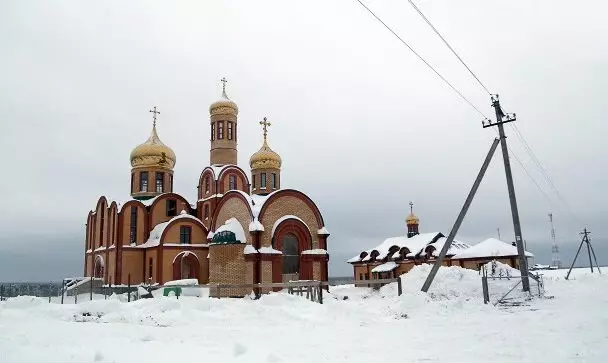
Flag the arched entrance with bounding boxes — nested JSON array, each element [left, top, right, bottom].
[[94, 256, 104, 278], [281, 233, 300, 281], [273, 218, 312, 282], [172, 252, 201, 281]]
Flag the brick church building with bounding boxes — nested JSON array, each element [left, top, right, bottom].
[[83, 80, 329, 296]]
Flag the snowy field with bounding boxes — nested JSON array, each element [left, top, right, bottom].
[[1, 266, 606, 363]]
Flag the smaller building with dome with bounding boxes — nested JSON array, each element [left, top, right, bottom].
[[83, 81, 329, 296], [348, 202, 534, 283]]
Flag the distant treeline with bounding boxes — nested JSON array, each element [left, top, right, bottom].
[[0, 282, 62, 298]]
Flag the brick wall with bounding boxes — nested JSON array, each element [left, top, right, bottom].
[[259, 195, 321, 249], [208, 244, 248, 297], [214, 197, 252, 244]]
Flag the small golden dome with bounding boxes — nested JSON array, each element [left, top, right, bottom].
[[406, 212, 419, 225], [130, 125, 176, 169], [250, 139, 282, 170], [209, 80, 238, 116]]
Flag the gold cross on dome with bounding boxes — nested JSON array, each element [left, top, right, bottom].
[[149, 106, 160, 127], [220, 77, 228, 96], [260, 117, 271, 140], [409, 201, 414, 213]]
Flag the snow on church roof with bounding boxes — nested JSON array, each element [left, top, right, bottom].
[[350, 232, 443, 263], [136, 211, 200, 248], [426, 237, 471, 257], [451, 238, 534, 260], [213, 217, 247, 244]]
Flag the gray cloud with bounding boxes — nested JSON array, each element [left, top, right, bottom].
[[1, 0, 606, 281]]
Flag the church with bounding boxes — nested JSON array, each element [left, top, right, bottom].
[[348, 203, 533, 282], [83, 80, 330, 296]]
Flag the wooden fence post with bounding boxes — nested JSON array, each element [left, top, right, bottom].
[[89, 277, 93, 301], [318, 282, 323, 304], [61, 281, 65, 305], [397, 277, 403, 297], [0, 285, 3, 301], [127, 274, 131, 303], [48, 283, 52, 303]]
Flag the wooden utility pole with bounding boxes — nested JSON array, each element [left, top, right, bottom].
[[483, 95, 530, 292]]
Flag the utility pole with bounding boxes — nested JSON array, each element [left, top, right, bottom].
[[483, 95, 530, 292], [565, 228, 601, 279], [497, 228, 501, 240], [549, 213, 561, 268], [421, 138, 500, 292]]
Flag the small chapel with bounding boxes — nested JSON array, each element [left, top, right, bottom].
[[83, 80, 330, 296]]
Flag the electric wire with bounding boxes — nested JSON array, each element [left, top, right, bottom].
[[356, 0, 581, 224], [354, 0, 489, 120], [406, 0, 492, 96]]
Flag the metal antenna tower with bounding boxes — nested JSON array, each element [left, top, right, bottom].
[[549, 213, 561, 268]]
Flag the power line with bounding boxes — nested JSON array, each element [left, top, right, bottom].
[[406, 0, 492, 96], [508, 123, 582, 223], [354, 0, 489, 120]]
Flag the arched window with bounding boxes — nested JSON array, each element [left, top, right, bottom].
[[229, 175, 237, 190], [204, 176, 210, 193], [281, 233, 299, 275]]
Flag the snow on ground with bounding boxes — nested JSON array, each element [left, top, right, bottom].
[[1, 266, 606, 363]]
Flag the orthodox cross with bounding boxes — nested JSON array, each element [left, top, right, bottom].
[[149, 106, 160, 127], [221, 77, 228, 97], [260, 117, 271, 140], [409, 201, 414, 214]]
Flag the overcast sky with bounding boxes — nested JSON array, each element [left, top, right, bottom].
[[1, 0, 606, 281]]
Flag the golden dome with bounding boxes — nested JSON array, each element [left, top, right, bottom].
[[209, 82, 238, 117], [249, 139, 282, 170], [406, 212, 419, 225], [130, 125, 176, 169]]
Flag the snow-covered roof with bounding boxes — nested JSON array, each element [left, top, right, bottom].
[[301, 249, 328, 255], [452, 238, 534, 259], [349, 232, 443, 263], [137, 211, 201, 248], [425, 237, 471, 257], [271, 215, 308, 237], [212, 217, 247, 244], [371, 262, 398, 273]]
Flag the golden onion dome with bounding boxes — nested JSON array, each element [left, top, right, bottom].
[[406, 212, 419, 225], [249, 139, 282, 170], [209, 87, 238, 117], [130, 125, 176, 169]]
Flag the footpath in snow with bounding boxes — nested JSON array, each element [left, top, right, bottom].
[[0, 266, 606, 363]]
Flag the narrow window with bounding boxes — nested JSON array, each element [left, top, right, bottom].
[[169, 174, 173, 192], [260, 173, 267, 189], [205, 176, 210, 193], [359, 273, 363, 280], [204, 204, 209, 220], [211, 122, 215, 141], [99, 209, 105, 247], [166, 199, 177, 217], [139, 171, 148, 192], [130, 173, 134, 193], [156, 172, 164, 193], [228, 121, 233, 140], [130, 206, 137, 244], [148, 258, 153, 280], [271, 173, 277, 189], [252, 175, 256, 190], [229, 175, 237, 190], [180, 226, 192, 244], [218, 121, 224, 139]]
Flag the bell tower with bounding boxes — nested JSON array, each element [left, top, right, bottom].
[[209, 78, 238, 165]]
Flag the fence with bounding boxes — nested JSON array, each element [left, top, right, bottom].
[[1, 277, 403, 305], [480, 267, 546, 306]]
